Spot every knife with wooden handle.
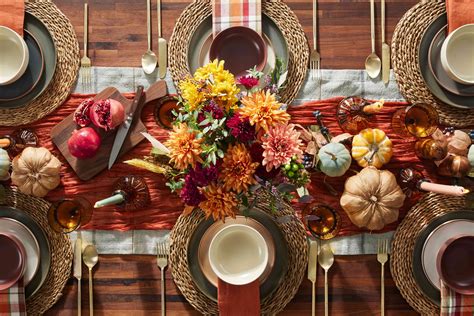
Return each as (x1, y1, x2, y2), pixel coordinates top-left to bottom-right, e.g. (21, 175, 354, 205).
(381, 0, 390, 84)
(308, 238, 318, 316)
(73, 237, 82, 316)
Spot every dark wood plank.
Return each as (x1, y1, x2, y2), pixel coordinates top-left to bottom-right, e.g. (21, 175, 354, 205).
(53, 0, 418, 69)
(45, 254, 417, 315)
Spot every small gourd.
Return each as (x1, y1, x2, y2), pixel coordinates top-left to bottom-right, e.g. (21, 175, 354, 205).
(11, 147, 61, 197)
(352, 128, 393, 169)
(318, 142, 352, 177)
(0, 148, 11, 180)
(437, 154, 470, 178)
(340, 167, 405, 230)
(447, 130, 471, 156)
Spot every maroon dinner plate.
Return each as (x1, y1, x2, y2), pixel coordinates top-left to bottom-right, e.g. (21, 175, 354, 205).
(437, 235, 474, 295)
(0, 233, 26, 290)
(209, 26, 267, 78)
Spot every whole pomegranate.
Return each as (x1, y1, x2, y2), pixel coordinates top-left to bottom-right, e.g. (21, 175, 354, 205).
(73, 98, 95, 127)
(89, 99, 125, 131)
(68, 127, 101, 159)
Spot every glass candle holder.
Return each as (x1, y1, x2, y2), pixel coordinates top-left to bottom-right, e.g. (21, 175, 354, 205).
(94, 175, 150, 211)
(47, 196, 93, 233)
(302, 203, 341, 240)
(153, 95, 178, 129)
(391, 103, 439, 138)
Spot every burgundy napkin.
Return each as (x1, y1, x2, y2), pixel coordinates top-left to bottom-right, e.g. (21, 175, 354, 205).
(218, 278, 260, 316)
(446, 0, 474, 33)
(0, 279, 26, 316)
(0, 0, 24, 36)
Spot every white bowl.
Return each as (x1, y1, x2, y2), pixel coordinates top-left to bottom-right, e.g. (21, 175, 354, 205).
(0, 26, 29, 85)
(440, 24, 474, 85)
(208, 224, 268, 285)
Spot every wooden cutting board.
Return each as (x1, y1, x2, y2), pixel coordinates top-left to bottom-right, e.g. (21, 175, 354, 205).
(51, 82, 167, 181)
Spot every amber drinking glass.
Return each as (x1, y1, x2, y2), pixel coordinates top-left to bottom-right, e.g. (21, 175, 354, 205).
(48, 196, 92, 233)
(391, 103, 439, 138)
(302, 203, 341, 240)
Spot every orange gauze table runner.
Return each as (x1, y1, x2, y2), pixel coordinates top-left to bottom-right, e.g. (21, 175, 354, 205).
(0, 0, 24, 37)
(0, 95, 450, 234)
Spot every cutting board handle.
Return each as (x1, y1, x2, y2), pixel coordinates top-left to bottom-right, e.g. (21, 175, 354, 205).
(138, 80, 168, 117)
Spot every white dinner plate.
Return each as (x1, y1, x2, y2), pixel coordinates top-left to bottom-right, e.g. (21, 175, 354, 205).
(0, 217, 40, 285)
(422, 219, 474, 290)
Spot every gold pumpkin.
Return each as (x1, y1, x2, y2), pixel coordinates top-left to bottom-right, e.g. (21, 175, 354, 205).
(340, 167, 405, 230)
(11, 147, 61, 197)
(352, 128, 392, 168)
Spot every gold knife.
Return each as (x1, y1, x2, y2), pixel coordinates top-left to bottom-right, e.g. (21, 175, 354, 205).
(73, 236, 82, 316)
(157, 0, 167, 79)
(381, 0, 390, 84)
(308, 238, 319, 316)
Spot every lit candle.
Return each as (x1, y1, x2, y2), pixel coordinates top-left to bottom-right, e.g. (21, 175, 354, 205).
(418, 181, 469, 197)
(94, 191, 126, 208)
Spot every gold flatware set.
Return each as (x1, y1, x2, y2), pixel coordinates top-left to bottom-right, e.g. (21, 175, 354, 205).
(74, 240, 99, 316)
(377, 239, 389, 316)
(157, 241, 169, 316)
(80, 3, 92, 89)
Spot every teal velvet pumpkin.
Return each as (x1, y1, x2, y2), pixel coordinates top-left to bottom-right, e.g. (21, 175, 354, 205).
(318, 143, 352, 177)
(0, 148, 10, 180)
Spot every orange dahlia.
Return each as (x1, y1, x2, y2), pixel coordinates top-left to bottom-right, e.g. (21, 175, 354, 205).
(165, 123, 203, 170)
(239, 90, 290, 132)
(199, 184, 238, 221)
(220, 144, 258, 193)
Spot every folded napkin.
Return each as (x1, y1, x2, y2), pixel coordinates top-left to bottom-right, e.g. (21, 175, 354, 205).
(446, 0, 474, 33)
(0, 0, 24, 36)
(0, 279, 26, 316)
(440, 281, 474, 316)
(218, 278, 260, 316)
(212, 0, 262, 37)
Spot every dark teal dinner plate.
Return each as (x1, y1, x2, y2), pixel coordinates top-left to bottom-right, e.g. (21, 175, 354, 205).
(0, 30, 44, 101)
(0, 206, 51, 298)
(412, 210, 474, 305)
(187, 208, 289, 302)
(0, 12, 57, 109)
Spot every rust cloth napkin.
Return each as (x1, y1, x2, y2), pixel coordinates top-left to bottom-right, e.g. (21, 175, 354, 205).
(218, 278, 260, 315)
(0, 279, 26, 316)
(440, 281, 474, 316)
(0, 0, 24, 36)
(446, 0, 474, 33)
(212, 0, 262, 37)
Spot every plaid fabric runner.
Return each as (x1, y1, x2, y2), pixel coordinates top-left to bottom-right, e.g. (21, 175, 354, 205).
(212, 0, 262, 36)
(0, 279, 26, 316)
(441, 281, 474, 316)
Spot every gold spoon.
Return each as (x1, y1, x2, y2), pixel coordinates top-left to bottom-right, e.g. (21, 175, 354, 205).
(83, 244, 99, 316)
(365, 0, 381, 79)
(141, 0, 157, 74)
(318, 244, 334, 316)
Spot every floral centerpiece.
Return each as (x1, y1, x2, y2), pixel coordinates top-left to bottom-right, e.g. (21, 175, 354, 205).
(129, 60, 312, 221)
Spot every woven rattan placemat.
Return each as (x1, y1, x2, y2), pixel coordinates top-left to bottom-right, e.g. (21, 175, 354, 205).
(391, 1, 474, 127)
(1, 186, 72, 315)
(0, 0, 79, 126)
(169, 189, 308, 315)
(168, 0, 309, 106)
(390, 193, 467, 315)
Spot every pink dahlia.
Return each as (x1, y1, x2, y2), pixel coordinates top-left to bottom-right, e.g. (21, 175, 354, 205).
(237, 75, 260, 90)
(261, 123, 303, 172)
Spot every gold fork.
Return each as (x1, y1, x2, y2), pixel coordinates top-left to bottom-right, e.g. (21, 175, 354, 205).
(157, 241, 169, 316)
(377, 239, 389, 316)
(80, 3, 92, 90)
(310, 0, 321, 98)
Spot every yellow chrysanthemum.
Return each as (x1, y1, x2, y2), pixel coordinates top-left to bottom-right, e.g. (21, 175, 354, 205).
(199, 184, 238, 221)
(179, 79, 205, 111)
(165, 123, 203, 170)
(220, 144, 258, 193)
(239, 90, 290, 132)
(210, 79, 239, 110)
(194, 59, 226, 81)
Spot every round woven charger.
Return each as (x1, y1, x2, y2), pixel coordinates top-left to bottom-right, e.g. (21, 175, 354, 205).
(391, 1, 474, 127)
(168, 0, 309, 106)
(2, 187, 72, 315)
(0, 0, 80, 126)
(390, 192, 466, 315)
(169, 189, 308, 315)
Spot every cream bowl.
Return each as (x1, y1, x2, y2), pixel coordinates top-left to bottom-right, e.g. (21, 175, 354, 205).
(440, 24, 474, 85)
(0, 26, 29, 85)
(208, 224, 268, 285)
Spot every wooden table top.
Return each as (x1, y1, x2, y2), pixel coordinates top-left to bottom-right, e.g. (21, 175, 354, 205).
(47, 0, 420, 314)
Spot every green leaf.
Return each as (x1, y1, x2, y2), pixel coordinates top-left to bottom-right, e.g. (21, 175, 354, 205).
(217, 149, 224, 158)
(199, 119, 210, 126)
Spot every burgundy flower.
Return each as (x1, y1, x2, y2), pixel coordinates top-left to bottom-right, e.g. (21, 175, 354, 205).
(188, 163, 219, 187)
(226, 113, 255, 142)
(197, 100, 225, 125)
(237, 75, 260, 90)
(180, 176, 204, 206)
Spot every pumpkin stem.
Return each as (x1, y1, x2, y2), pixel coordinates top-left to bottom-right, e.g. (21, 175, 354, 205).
(369, 195, 378, 203)
(324, 151, 337, 161)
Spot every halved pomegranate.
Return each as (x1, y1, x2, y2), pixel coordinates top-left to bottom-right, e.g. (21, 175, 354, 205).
(89, 99, 125, 131)
(73, 98, 95, 127)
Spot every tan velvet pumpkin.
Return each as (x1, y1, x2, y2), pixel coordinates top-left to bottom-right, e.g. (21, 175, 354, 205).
(340, 167, 405, 230)
(11, 147, 61, 197)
